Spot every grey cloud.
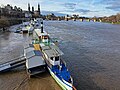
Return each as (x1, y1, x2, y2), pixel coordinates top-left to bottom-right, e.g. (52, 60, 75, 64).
(74, 9, 98, 14)
(93, 0, 120, 11)
(75, 9, 90, 14)
(105, 0, 120, 11)
(62, 3, 76, 9)
(93, 0, 120, 5)
(42, 11, 66, 16)
(106, 5, 120, 11)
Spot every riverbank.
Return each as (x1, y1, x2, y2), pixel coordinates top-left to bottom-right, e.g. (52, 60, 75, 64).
(0, 25, 62, 90)
(0, 17, 23, 31)
(112, 22, 120, 24)
(101, 21, 120, 24)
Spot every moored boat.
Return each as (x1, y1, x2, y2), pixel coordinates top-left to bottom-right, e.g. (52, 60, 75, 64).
(32, 20, 76, 90)
(22, 25, 28, 33)
(22, 22, 29, 33)
(24, 44, 46, 77)
(40, 44, 75, 90)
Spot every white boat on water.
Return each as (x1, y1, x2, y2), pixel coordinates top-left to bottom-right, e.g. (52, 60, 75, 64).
(22, 22, 29, 33)
(21, 22, 35, 33)
(22, 26, 28, 33)
(26, 25, 34, 34)
(41, 44, 76, 90)
(29, 26, 34, 34)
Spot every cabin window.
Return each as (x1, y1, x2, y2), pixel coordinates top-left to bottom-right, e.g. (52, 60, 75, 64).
(39, 36, 42, 40)
(55, 56, 59, 61)
(43, 36, 48, 39)
(50, 57, 53, 60)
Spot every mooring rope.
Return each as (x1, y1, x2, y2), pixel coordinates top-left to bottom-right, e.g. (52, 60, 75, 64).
(13, 76, 29, 90)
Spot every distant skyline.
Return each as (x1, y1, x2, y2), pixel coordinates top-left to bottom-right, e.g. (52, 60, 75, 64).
(0, 0, 120, 17)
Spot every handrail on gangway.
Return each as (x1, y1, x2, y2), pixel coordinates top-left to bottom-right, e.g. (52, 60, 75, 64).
(0, 55, 26, 72)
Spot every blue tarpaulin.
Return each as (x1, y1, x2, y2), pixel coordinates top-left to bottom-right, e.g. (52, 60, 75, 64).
(34, 50, 42, 56)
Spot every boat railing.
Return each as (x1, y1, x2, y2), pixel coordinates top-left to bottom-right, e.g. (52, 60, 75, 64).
(0, 55, 26, 72)
(60, 59, 66, 66)
(0, 55, 25, 66)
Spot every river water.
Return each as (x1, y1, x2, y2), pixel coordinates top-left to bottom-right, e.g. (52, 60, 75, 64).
(0, 21, 120, 90)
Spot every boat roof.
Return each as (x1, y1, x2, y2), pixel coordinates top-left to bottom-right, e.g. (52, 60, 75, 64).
(25, 47, 34, 54)
(23, 22, 29, 25)
(34, 29, 48, 37)
(24, 44, 34, 53)
(26, 50, 35, 59)
(24, 45, 44, 69)
(26, 56, 45, 69)
(41, 45, 64, 57)
(26, 50, 42, 59)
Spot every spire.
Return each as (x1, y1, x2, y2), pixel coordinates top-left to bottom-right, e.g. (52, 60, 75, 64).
(32, 6, 34, 12)
(28, 3, 30, 12)
(38, 3, 41, 15)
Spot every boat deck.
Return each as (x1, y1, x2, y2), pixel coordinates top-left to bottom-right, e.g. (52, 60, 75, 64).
(33, 44, 41, 50)
(51, 63, 71, 83)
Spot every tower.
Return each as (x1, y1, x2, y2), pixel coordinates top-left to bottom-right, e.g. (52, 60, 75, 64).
(38, 3, 41, 15)
(32, 6, 34, 12)
(28, 3, 30, 12)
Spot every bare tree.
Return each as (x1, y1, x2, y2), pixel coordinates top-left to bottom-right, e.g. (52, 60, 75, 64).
(0, 16, 10, 31)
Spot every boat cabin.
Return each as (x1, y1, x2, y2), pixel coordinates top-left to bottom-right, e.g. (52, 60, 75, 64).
(33, 29, 50, 43)
(41, 45, 64, 66)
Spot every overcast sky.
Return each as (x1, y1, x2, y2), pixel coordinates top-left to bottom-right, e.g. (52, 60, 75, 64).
(0, 0, 120, 17)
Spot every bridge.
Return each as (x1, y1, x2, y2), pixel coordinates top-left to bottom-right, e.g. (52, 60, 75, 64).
(64, 18, 102, 22)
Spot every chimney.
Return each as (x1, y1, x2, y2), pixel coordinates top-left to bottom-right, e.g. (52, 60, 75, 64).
(41, 21, 43, 33)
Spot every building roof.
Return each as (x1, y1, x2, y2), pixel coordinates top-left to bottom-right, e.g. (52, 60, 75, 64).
(26, 50, 35, 59)
(24, 47, 34, 53)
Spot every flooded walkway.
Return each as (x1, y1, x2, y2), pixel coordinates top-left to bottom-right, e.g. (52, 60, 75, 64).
(0, 27, 61, 90)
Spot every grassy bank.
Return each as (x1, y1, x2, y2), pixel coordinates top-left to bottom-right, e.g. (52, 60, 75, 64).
(101, 21, 120, 24)
(113, 22, 120, 24)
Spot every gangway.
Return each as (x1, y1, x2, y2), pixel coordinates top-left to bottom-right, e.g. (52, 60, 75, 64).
(0, 56, 26, 72)
(24, 44, 46, 77)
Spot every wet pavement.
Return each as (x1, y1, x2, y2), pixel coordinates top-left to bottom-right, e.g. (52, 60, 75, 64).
(1, 21, 120, 90)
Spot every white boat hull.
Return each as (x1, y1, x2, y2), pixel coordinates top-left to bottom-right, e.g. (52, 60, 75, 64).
(47, 67, 73, 90)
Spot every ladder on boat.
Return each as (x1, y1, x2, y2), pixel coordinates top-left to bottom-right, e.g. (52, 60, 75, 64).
(0, 56, 26, 72)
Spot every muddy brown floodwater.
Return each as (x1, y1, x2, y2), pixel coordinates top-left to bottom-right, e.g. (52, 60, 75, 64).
(0, 30, 61, 90)
(1, 21, 120, 90)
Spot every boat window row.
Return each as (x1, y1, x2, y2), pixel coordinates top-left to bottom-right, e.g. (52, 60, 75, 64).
(50, 56, 60, 61)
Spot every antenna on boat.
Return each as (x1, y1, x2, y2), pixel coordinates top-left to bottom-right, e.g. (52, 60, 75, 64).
(41, 19, 43, 33)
